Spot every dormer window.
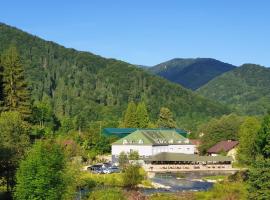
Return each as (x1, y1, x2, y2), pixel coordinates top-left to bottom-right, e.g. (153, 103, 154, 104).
(138, 139, 144, 144)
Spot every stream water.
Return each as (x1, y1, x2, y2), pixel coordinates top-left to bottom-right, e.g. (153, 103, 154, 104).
(141, 171, 234, 195)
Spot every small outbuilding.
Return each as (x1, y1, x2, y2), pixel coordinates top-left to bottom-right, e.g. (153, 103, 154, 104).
(207, 140, 239, 160)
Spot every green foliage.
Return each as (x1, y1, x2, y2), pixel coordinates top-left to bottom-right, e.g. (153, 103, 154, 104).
(157, 107, 176, 128)
(122, 164, 143, 188)
(196, 181, 247, 200)
(237, 117, 261, 165)
(80, 172, 123, 187)
(248, 158, 270, 200)
(118, 152, 129, 169)
(128, 151, 139, 160)
(136, 102, 150, 128)
(0, 23, 229, 131)
(255, 113, 270, 158)
(199, 114, 243, 154)
(198, 64, 270, 115)
(88, 188, 125, 200)
(0, 111, 30, 192)
(149, 193, 195, 200)
(122, 101, 137, 128)
(14, 140, 67, 200)
(1, 45, 31, 119)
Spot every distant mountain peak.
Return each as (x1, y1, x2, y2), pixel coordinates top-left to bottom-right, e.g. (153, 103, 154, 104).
(148, 58, 236, 90)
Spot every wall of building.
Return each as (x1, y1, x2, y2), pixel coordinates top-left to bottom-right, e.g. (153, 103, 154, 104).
(152, 145, 194, 155)
(227, 147, 237, 161)
(112, 145, 153, 157)
(112, 144, 195, 158)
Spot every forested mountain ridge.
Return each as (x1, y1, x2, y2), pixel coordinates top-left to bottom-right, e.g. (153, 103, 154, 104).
(197, 64, 270, 115)
(0, 23, 229, 129)
(148, 58, 236, 90)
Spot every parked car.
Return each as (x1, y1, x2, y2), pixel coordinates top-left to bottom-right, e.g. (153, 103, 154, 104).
(87, 164, 104, 174)
(103, 166, 121, 174)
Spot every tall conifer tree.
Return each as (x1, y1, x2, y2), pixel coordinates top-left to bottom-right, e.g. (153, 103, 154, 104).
(1, 45, 31, 119)
(157, 107, 176, 128)
(136, 102, 149, 128)
(123, 101, 137, 128)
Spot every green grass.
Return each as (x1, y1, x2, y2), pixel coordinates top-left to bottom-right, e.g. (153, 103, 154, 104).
(88, 187, 125, 200)
(81, 172, 124, 187)
(202, 175, 227, 181)
(175, 172, 186, 178)
(149, 193, 195, 200)
(195, 182, 248, 200)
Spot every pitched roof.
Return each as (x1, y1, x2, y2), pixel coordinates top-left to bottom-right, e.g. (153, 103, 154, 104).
(112, 129, 190, 145)
(103, 128, 188, 138)
(207, 140, 239, 153)
(145, 152, 232, 162)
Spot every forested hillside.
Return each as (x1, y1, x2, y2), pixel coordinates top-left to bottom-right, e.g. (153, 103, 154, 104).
(197, 64, 270, 115)
(148, 58, 236, 90)
(0, 23, 229, 130)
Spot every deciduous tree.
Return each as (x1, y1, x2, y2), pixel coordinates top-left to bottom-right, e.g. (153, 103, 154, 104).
(0, 111, 30, 192)
(14, 140, 67, 200)
(237, 117, 261, 165)
(255, 113, 270, 158)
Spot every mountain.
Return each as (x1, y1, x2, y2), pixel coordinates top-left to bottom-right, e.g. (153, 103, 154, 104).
(148, 58, 236, 90)
(197, 64, 270, 115)
(0, 23, 229, 130)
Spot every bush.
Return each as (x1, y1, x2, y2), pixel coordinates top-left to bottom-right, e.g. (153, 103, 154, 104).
(122, 165, 143, 188)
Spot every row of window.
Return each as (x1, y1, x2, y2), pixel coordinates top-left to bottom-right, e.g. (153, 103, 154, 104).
(122, 139, 190, 144)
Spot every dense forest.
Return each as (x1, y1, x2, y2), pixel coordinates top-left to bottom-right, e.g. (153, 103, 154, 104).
(148, 58, 236, 90)
(197, 64, 270, 115)
(0, 23, 229, 131)
(1, 22, 270, 200)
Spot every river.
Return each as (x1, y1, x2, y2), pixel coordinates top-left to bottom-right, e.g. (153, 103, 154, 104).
(141, 171, 234, 195)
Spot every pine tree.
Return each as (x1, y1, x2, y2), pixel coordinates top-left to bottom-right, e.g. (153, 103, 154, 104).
(1, 46, 31, 119)
(136, 102, 149, 128)
(157, 107, 176, 128)
(123, 101, 137, 128)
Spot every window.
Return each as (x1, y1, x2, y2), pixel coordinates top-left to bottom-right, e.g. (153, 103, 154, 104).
(123, 139, 128, 144)
(138, 139, 144, 144)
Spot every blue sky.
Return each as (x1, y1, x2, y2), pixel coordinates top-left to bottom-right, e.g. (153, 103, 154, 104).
(1, 0, 269, 66)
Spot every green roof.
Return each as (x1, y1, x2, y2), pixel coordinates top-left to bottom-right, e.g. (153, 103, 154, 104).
(112, 129, 190, 145)
(103, 128, 188, 138)
(145, 152, 233, 162)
